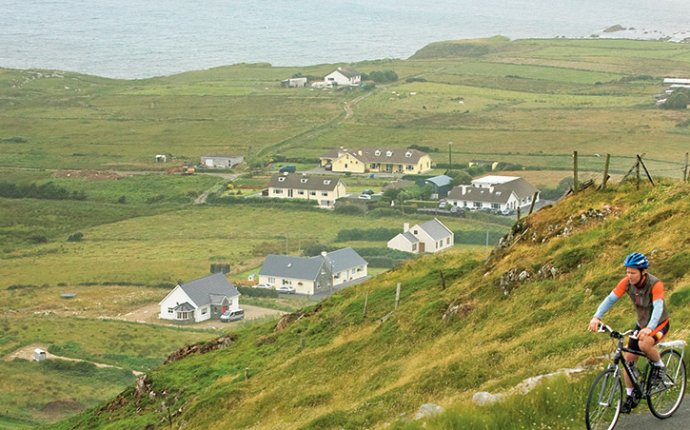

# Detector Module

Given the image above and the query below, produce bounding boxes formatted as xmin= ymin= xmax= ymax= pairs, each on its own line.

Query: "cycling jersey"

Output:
xmin=611 ymin=273 xmax=668 ymax=329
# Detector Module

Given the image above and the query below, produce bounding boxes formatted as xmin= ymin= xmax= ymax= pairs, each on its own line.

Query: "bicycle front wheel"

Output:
xmin=647 ymin=349 xmax=687 ymax=419
xmin=586 ymin=368 xmax=623 ymax=430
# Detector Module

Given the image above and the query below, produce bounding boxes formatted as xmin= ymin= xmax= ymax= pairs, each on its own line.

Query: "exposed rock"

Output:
xmin=536 ymin=263 xmax=560 ymax=279
xmin=499 ymin=268 xmax=531 ymax=296
xmin=518 ymin=270 xmax=530 ymax=282
xmin=275 ymin=304 xmax=322 ymax=332
xmin=414 ymin=403 xmax=445 ymax=420
xmin=442 ymin=301 xmax=476 ymax=321
xmin=472 ymin=391 xmax=503 ymax=406
xmin=164 ymin=335 xmax=236 ymax=364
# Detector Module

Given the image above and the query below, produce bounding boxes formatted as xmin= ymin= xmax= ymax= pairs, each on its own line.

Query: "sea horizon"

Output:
xmin=2 ymin=0 xmax=690 ymax=79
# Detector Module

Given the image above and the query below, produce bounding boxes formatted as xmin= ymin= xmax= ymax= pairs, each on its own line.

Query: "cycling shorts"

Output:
xmin=628 ymin=320 xmax=669 ymax=352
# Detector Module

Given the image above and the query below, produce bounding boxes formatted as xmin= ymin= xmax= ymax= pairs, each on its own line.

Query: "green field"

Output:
xmin=3 ymin=36 xmax=690 ymax=428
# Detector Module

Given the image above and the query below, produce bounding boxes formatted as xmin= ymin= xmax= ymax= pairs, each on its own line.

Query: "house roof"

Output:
xmin=357 ymin=148 xmax=427 ymax=164
xmin=448 ymin=176 xmax=539 ymax=203
xmin=447 ymin=186 xmax=514 ymax=204
xmin=260 ymin=255 xmax=326 ymax=281
xmin=268 ymin=173 xmax=342 ymax=191
xmin=416 ymin=218 xmax=453 ymax=241
xmin=324 ymin=247 xmax=367 ymax=272
xmin=330 ymin=66 xmax=360 ymax=78
xmin=400 ymin=231 xmax=419 ymax=243
xmin=178 ymin=273 xmax=239 ymax=308
xmin=425 ymin=175 xmax=453 ymax=188
xmin=174 ymin=302 xmax=196 ymax=312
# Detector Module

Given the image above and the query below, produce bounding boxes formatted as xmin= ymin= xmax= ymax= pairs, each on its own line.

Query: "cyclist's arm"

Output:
xmin=594 ymin=292 xmax=619 ymax=319
xmin=647 ymin=281 xmax=665 ymax=330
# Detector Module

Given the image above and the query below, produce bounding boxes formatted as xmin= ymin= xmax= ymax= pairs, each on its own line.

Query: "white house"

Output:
xmin=200 ymin=155 xmax=244 ymax=169
xmin=281 ymin=77 xmax=308 ymax=88
xmin=446 ymin=175 xmax=539 ymax=213
xmin=258 ymin=248 xmax=368 ymax=294
xmin=324 ymin=67 xmax=361 ymax=87
xmin=159 ymin=273 xmax=240 ymax=323
xmin=267 ymin=173 xmax=347 ymax=209
xmin=387 ymin=218 xmax=454 ymax=254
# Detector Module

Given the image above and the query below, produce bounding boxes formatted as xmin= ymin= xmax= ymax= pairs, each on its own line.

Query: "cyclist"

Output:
xmin=588 ymin=252 xmax=670 ymax=414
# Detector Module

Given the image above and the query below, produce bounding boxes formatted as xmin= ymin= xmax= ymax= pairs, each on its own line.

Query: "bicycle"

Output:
xmin=585 ymin=323 xmax=687 ymax=430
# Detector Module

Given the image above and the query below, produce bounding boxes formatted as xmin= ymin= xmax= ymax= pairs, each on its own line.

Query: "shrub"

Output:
xmin=237 ymin=286 xmax=279 ymax=298
xmin=28 ymin=234 xmax=48 ymax=244
xmin=67 ymin=232 xmax=84 ymax=242
xmin=334 ymin=204 xmax=365 ymax=215
xmin=336 ymin=228 xmax=400 ymax=242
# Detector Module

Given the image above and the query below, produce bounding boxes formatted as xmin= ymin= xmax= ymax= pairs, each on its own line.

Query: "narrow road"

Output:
xmin=615 ymin=394 xmax=689 ymax=429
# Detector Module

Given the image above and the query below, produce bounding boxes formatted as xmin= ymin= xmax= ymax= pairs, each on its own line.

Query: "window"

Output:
xmin=492 ymin=203 xmax=500 ymax=209
xmin=473 ymin=202 xmax=481 ymax=208
xmin=201 ymin=307 xmax=208 ymax=315
xmin=323 ymin=180 xmax=331 ymax=185
xmin=374 ymin=150 xmax=381 ymax=156
xmin=273 ymin=189 xmax=282 ymax=194
xmin=298 ymin=191 xmax=305 ymax=195
xmin=412 ymin=243 xmax=417 ymax=251
xmin=446 ymin=237 xmax=450 ymax=244
xmin=268 ymin=277 xmax=275 ymax=283
xmin=321 ymin=192 xmax=328 ymax=196
xmin=167 ymin=307 xmax=174 ymax=314
xmin=413 ymin=230 xmax=418 ymax=235
xmin=300 ymin=178 xmax=308 ymax=183
xmin=386 ymin=151 xmax=392 ymax=157
xmin=310 ymin=191 xmax=316 ymax=196
xmin=405 ymin=151 xmax=412 ymax=158
xmin=278 ymin=177 xmax=286 ymax=182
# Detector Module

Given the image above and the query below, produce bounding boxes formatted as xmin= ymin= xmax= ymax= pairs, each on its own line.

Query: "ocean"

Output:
xmin=2 ymin=0 xmax=690 ymax=79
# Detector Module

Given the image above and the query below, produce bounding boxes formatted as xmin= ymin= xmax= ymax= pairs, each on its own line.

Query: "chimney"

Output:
xmin=461 ymin=185 xmax=467 ymax=195
xmin=358 ymin=150 xmax=362 ymax=156
xmin=403 ymin=223 xmax=410 ymax=232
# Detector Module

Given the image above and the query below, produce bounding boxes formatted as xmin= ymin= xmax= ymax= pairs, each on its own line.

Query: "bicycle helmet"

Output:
xmin=624 ymin=252 xmax=648 ymax=269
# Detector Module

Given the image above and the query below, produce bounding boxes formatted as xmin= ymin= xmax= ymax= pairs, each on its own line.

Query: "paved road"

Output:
xmin=615 ymin=391 xmax=689 ymax=429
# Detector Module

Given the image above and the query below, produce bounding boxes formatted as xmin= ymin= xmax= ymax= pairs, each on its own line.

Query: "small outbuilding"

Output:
xmin=33 ymin=348 xmax=47 ymax=361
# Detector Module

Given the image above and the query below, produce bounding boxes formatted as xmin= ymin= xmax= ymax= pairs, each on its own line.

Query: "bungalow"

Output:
xmin=267 ymin=173 xmax=347 ymax=209
xmin=200 ymin=155 xmax=244 ymax=169
xmin=324 ymin=67 xmax=361 ymax=87
xmin=446 ymin=175 xmax=539 ymax=213
xmin=281 ymin=77 xmax=308 ymax=88
xmin=159 ymin=273 xmax=240 ymax=324
xmin=258 ymin=248 xmax=368 ymax=294
xmin=387 ymin=218 xmax=454 ymax=254
xmin=320 ymin=147 xmax=433 ymax=174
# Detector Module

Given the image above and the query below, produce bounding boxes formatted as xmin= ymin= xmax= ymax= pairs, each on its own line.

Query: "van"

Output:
xmin=220 ymin=308 xmax=245 ymax=322
xmin=279 ymin=165 xmax=296 ymax=173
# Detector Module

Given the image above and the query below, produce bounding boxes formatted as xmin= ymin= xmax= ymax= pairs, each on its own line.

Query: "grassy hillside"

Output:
xmin=48 ymin=179 xmax=690 ymax=429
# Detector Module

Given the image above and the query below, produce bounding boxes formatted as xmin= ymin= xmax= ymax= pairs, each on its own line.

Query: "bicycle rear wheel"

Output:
xmin=586 ymin=368 xmax=623 ymax=430
xmin=647 ymin=349 xmax=687 ymax=418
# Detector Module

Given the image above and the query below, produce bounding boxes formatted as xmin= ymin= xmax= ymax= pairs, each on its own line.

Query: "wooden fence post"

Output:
xmin=439 ymin=270 xmax=446 ymax=290
xmin=528 ymin=191 xmax=538 ymax=215
xmin=637 ymin=154 xmax=655 ymax=186
xmin=573 ymin=150 xmax=579 ymax=193
xmin=602 ymin=154 xmax=611 ymax=190
xmin=516 ymin=206 xmax=521 ymax=222
xmin=684 ymin=152 xmax=689 ymax=183
xmin=636 ymin=157 xmax=641 ymax=190
xmin=395 ymin=283 xmax=401 ymax=310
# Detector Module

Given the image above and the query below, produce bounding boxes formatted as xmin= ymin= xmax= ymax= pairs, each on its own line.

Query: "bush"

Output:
xmin=303 ymin=243 xmax=338 ymax=257
xmin=28 ymin=234 xmax=48 ymax=244
xmin=336 ymin=228 xmax=400 ymax=242
xmin=67 ymin=232 xmax=84 ymax=242
xmin=367 ymin=208 xmax=399 ymax=218
xmin=661 ymin=89 xmax=688 ymax=110
xmin=334 ymin=205 xmax=365 ymax=215
xmin=237 ymin=286 xmax=279 ymax=298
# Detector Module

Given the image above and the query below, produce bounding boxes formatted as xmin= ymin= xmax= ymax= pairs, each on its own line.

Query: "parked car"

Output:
xmin=275 ymin=285 xmax=296 ymax=294
xmin=358 ymin=194 xmax=372 ymax=200
xmin=220 ymin=308 xmax=245 ymax=322
xmin=361 ymin=189 xmax=374 ymax=195
xmin=253 ymin=283 xmax=273 ymax=289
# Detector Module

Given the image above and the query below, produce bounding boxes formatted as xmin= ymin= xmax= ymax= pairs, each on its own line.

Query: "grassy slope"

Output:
xmin=49 ymin=181 xmax=690 ymax=429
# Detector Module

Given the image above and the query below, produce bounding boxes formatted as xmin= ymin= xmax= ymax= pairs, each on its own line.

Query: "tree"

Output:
xmin=662 ymin=90 xmax=688 ymax=110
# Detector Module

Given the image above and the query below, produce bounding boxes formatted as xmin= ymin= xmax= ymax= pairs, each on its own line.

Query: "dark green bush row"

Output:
xmin=237 ymin=286 xmax=279 ymax=298
xmin=0 ymin=181 xmax=86 ymax=200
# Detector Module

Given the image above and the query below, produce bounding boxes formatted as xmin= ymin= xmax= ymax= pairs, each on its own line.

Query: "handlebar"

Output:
xmin=596 ymin=323 xmax=638 ymax=339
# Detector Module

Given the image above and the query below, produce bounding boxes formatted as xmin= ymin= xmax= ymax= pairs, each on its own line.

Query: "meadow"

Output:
xmin=2 ymin=36 xmax=690 ymax=428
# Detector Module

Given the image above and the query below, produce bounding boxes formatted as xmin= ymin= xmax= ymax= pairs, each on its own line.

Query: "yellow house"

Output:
xmin=320 ymin=148 xmax=432 ymax=174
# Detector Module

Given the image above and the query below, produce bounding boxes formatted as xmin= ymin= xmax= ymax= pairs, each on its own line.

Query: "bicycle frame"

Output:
xmin=603 ymin=328 xmax=647 ymax=395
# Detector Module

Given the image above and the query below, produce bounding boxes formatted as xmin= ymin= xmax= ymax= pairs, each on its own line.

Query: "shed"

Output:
xmin=33 ymin=348 xmax=47 ymax=361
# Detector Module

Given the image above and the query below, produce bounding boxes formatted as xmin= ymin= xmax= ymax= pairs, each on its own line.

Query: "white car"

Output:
xmin=252 ymin=283 xmax=273 ymax=289
xmin=275 ymin=285 xmax=296 ymax=294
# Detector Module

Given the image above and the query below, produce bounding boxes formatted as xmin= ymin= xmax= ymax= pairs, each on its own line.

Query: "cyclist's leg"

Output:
xmin=639 ymin=321 xmax=670 ymax=363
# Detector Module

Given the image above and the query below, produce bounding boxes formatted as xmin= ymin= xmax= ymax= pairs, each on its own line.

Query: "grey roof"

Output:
xmin=268 ymin=173 xmax=341 ymax=191
xmin=174 ymin=302 xmax=195 ymax=312
xmin=447 ymin=177 xmax=539 ymax=203
xmin=178 ymin=273 xmax=239 ymax=308
xmin=259 ymin=255 xmax=326 ymax=281
xmin=447 ymin=186 xmax=513 ymax=204
xmin=401 ymin=231 xmax=419 ymax=243
xmin=358 ymin=148 xmax=427 ymax=164
xmin=425 ymin=175 xmax=453 ymax=188
xmin=325 ymin=247 xmax=367 ymax=272
xmin=416 ymin=218 xmax=453 ymax=241
xmin=331 ymin=66 xmax=360 ymax=78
